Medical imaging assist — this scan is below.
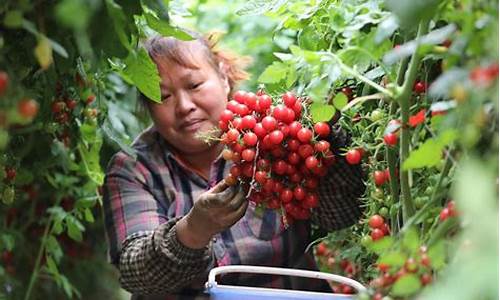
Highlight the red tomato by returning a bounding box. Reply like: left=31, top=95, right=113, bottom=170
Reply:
left=233, top=90, right=247, bottom=104
left=287, top=152, right=301, bottom=165
left=253, top=123, right=267, bottom=138
left=254, top=171, right=268, bottom=184
left=257, top=159, right=270, bottom=171
left=86, top=94, right=96, bottom=105
left=244, top=92, right=258, bottom=110
left=269, top=130, right=284, bottom=145
left=65, top=99, right=78, bottom=110
left=282, top=91, right=297, bottom=107
left=303, top=193, right=319, bottom=208
left=341, top=86, right=353, bottom=99
left=383, top=132, right=398, bottom=146
left=272, top=160, right=288, bottom=175
left=257, top=94, right=272, bottom=111
left=293, top=186, right=306, bottom=201
left=297, top=128, right=313, bottom=143
left=0, top=71, right=8, bottom=96
left=280, top=188, right=294, bottom=203
left=413, top=81, right=427, bottom=93
left=373, top=170, right=386, bottom=186
left=371, top=228, right=385, bottom=241
left=243, top=132, right=258, bottom=146
left=313, top=122, right=330, bottom=137
left=345, top=149, right=362, bottom=165
left=18, top=98, right=39, bottom=119
left=220, top=109, right=234, bottom=123
left=298, top=144, right=314, bottom=159
left=287, top=139, right=300, bottom=151
left=305, top=156, right=319, bottom=169
left=241, top=115, right=257, bottom=129
left=261, top=116, right=277, bottom=132
left=241, top=149, right=255, bottom=162
left=314, top=140, right=330, bottom=153
left=316, top=242, right=328, bottom=256
left=368, top=214, right=384, bottom=229
left=305, top=177, right=319, bottom=189
left=273, top=105, right=288, bottom=121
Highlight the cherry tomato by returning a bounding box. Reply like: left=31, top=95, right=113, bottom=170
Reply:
left=241, top=148, right=255, bottom=162
left=297, top=128, right=313, bottom=143
left=18, top=98, right=39, bottom=119
left=0, top=71, right=8, bottom=96
left=313, top=122, right=330, bottom=137
left=233, top=90, right=247, bottom=104
left=383, top=132, right=398, bottom=146
left=220, top=109, right=234, bottom=123
left=371, top=228, right=385, bottom=241
left=345, top=149, right=362, bottom=165
left=257, top=94, right=272, bottom=111
left=368, top=214, right=384, bottom=229
left=282, top=92, right=297, bottom=108
left=413, top=81, right=427, bottom=93
left=314, top=140, right=330, bottom=153
left=373, top=170, right=386, bottom=186
left=243, top=132, right=258, bottom=146
left=261, top=116, right=277, bottom=132
left=269, top=130, right=284, bottom=145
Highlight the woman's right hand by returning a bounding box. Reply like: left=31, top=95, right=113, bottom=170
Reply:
left=176, top=180, right=247, bottom=249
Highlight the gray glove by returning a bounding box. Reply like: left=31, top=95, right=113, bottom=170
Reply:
left=176, top=180, right=248, bottom=249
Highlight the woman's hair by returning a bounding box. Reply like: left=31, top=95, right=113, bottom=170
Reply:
left=137, top=30, right=252, bottom=111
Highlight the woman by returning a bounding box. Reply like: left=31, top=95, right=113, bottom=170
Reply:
left=103, top=31, right=365, bottom=300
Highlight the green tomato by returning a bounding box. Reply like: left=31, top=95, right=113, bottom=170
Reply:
left=414, top=197, right=427, bottom=209
left=371, top=188, right=384, bottom=201
left=2, top=187, right=15, bottom=205
left=379, top=207, right=389, bottom=218
left=369, top=109, right=384, bottom=122
left=360, top=235, right=372, bottom=247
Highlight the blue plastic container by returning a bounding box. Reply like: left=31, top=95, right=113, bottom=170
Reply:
left=205, top=266, right=365, bottom=300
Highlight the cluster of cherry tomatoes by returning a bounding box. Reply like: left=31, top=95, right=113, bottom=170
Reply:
left=218, top=90, right=336, bottom=222
left=367, top=214, right=390, bottom=241
left=369, top=246, right=434, bottom=300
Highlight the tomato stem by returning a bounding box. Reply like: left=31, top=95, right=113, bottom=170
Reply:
left=24, top=216, right=54, bottom=300
left=397, top=21, right=429, bottom=223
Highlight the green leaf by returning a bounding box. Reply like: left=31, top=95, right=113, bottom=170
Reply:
left=378, top=251, right=407, bottom=268
left=55, top=0, right=90, bottom=30
left=428, top=240, right=446, bottom=270
left=66, top=216, right=84, bottom=242
left=367, top=236, right=394, bottom=254
left=84, top=208, right=95, bottom=223
left=45, top=235, right=63, bottom=262
left=236, top=0, right=286, bottom=16
left=286, top=66, right=297, bottom=88
left=403, top=129, right=458, bottom=170
left=143, top=6, right=193, bottom=41
left=3, top=10, right=23, bottom=28
left=258, top=61, right=288, bottom=84
left=123, top=49, right=161, bottom=102
left=333, top=93, right=348, bottom=110
left=385, top=0, right=440, bottom=29
left=0, top=234, right=15, bottom=251
left=402, top=227, right=420, bottom=253
left=105, top=0, right=131, bottom=50
left=391, top=274, right=422, bottom=297
left=310, top=103, right=336, bottom=123
left=46, top=256, right=60, bottom=276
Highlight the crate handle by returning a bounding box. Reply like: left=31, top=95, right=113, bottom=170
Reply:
left=207, top=265, right=366, bottom=292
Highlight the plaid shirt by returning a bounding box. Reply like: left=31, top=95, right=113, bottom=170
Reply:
left=103, top=125, right=365, bottom=300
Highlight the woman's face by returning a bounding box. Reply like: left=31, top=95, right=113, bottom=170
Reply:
left=147, top=47, right=230, bottom=155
